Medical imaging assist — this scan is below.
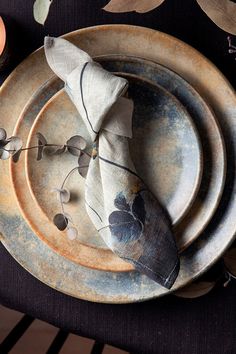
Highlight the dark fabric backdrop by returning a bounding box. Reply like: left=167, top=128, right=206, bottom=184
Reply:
left=0, top=1, right=236, bottom=353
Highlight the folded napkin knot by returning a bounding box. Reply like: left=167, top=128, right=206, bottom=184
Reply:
left=45, top=36, right=132, bottom=141
left=45, top=36, right=180, bottom=289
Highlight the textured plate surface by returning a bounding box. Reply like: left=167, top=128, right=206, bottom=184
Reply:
left=0, top=25, right=235, bottom=303
left=99, top=56, right=225, bottom=250
left=11, top=55, right=225, bottom=253
left=23, top=74, right=201, bottom=271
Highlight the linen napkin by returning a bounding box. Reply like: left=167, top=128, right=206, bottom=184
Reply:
left=44, top=36, right=180, bottom=289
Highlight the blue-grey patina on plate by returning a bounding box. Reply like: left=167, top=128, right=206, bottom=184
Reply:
left=0, top=25, right=234, bottom=303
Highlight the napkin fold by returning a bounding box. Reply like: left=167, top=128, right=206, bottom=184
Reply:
left=44, top=36, right=180, bottom=289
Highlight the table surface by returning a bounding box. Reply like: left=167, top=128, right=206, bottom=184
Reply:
left=0, top=1, right=236, bottom=353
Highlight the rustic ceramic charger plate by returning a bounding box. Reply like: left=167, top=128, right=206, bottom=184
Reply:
left=22, top=74, right=202, bottom=272
left=10, top=55, right=225, bottom=264
left=0, top=25, right=235, bottom=303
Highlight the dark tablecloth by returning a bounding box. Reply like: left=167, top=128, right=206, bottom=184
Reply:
left=0, top=1, right=236, bottom=353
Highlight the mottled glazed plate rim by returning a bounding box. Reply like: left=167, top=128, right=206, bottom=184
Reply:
left=10, top=53, right=225, bottom=254
left=0, top=25, right=235, bottom=303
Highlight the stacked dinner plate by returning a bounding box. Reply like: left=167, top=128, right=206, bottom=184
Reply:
left=0, top=25, right=235, bottom=303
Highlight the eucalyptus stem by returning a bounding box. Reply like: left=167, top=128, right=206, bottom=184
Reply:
left=59, top=164, right=89, bottom=226
left=61, top=166, right=81, bottom=189
left=2, top=143, right=91, bottom=157
left=97, top=225, right=110, bottom=232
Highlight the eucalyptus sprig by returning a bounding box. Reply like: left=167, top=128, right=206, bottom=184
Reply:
left=0, top=128, right=90, bottom=240
left=228, top=36, right=236, bottom=60
left=51, top=163, right=89, bottom=240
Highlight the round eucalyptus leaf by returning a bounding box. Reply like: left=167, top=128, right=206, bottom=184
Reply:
left=53, top=213, right=68, bottom=231
left=78, top=152, right=90, bottom=178
left=52, top=188, right=70, bottom=204
left=36, top=132, right=47, bottom=145
left=66, top=226, right=78, bottom=240
left=0, top=128, right=7, bottom=141
left=36, top=145, right=45, bottom=161
left=12, top=148, right=22, bottom=163
left=67, top=135, right=87, bottom=156
left=5, top=137, right=23, bottom=154
left=0, top=149, right=10, bottom=160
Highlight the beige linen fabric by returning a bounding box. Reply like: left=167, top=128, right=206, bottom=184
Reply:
left=45, top=36, right=179, bottom=288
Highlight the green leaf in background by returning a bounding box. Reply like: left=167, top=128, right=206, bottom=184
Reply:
left=33, top=0, right=53, bottom=25
left=196, top=0, right=236, bottom=35
left=103, top=0, right=166, bottom=13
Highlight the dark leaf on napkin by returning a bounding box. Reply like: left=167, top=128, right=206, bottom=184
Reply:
left=114, top=192, right=130, bottom=211
left=109, top=210, right=142, bottom=242
left=132, top=193, right=146, bottom=224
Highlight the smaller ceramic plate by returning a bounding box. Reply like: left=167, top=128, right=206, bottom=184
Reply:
left=98, top=56, right=226, bottom=250
left=23, top=74, right=202, bottom=271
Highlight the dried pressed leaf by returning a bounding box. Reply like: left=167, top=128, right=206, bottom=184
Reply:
left=37, top=145, right=44, bottom=161
left=224, top=248, right=236, bottom=277
left=66, top=226, right=78, bottom=240
left=36, top=132, right=47, bottom=145
left=5, top=136, right=23, bottom=154
left=67, top=135, right=87, bottom=156
left=52, top=188, right=70, bottom=204
left=36, top=132, right=47, bottom=161
left=196, top=0, right=236, bottom=35
left=33, top=0, right=53, bottom=25
left=78, top=152, right=90, bottom=178
left=103, top=0, right=166, bottom=13
left=0, top=128, right=7, bottom=141
left=174, top=281, right=216, bottom=298
left=53, top=213, right=68, bottom=231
